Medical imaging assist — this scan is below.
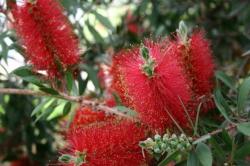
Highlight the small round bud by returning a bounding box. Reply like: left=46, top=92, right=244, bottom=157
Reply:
left=146, top=138, right=154, bottom=143
left=180, top=133, right=186, bottom=138
left=154, top=147, right=161, bottom=153
left=166, top=147, right=171, bottom=153
left=170, top=141, right=177, bottom=146
left=163, top=134, right=169, bottom=141
left=177, top=144, right=182, bottom=150
left=186, top=143, right=192, bottom=150
left=161, top=143, right=167, bottom=149
left=179, top=137, right=185, bottom=143
left=154, top=134, right=161, bottom=141
left=171, top=134, right=177, bottom=139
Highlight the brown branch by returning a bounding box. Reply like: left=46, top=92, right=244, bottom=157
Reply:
left=0, top=88, right=136, bottom=120
left=0, top=88, right=81, bottom=102
left=193, top=124, right=237, bottom=144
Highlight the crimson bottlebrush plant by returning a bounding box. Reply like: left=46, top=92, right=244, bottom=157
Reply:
left=11, top=0, right=79, bottom=78
left=111, top=21, right=215, bottom=133
left=60, top=107, right=150, bottom=166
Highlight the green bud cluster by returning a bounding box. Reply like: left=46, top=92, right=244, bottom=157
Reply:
left=140, top=45, right=156, bottom=78
left=139, top=133, right=193, bottom=157
left=58, top=150, right=87, bottom=166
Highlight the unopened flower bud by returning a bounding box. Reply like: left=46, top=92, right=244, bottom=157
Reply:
left=154, top=134, right=161, bottom=141
left=154, top=147, right=161, bottom=153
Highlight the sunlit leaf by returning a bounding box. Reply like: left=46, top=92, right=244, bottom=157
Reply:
left=91, top=10, right=114, bottom=31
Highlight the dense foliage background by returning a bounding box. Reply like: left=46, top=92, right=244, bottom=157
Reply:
left=0, top=0, right=250, bottom=165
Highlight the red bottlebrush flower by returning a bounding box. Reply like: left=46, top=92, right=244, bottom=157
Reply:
left=111, top=41, right=193, bottom=133
left=70, top=107, right=113, bottom=129
left=189, top=31, right=214, bottom=95
left=11, top=0, right=79, bottom=77
left=67, top=118, right=149, bottom=166
left=172, top=30, right=215, bottom=112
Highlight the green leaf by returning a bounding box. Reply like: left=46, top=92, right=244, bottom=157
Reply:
left=114, top=106, right=138, bottom=117
left=210, top=137, right=225, bottom=161
left=196, top=143, right=213, bottom=166
left=39, top=87, right=59, bottom=95
left=47, top=101, right=71, bottom=120
left=157, top=150, right=179, bottom=166
left=22, top=76, right=42, bottom=86
left=237, top=122, right=250, bottom=136
left=86, top=20, right=104, bottom=43
left=234, top=141, right=250, bottom=160
left=214, top=88, right=232, bottom=122
left=31, top=98, right=51, bottom=117
left=187, top=151, right=200, bottom=166
left=91, top=10, right=114, bottom=31
left=34, top=99, right=58, bottom=122
left=221, top=129, right=233, bottom=149
left=215, top=71, right=236, bottom=90
left=65, top=71, right=74, bottom=92
left=12, top=66, right=33, bottom=77
left=0, top=41, right=8, bottom=62
left=237, top=76, right=250, bottom=112
left=12, top=66, right=43, bottom=86
left=63, top=102, right=72, bottom=115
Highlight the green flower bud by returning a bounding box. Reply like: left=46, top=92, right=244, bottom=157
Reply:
left=161, top=143, right=167, bottom=149
left=170, top=141, right=177, bottom=146
left=140, top=46, right=149, bottom=60
left=180, top=133, right=186, bottom=138
left=176, top=20, right=188, bottom=44
left=166, top=147, right=171, bottom=153
left=145, top=138, right=154, bottom=143
left=177, top=144, right=182, bottom=150
left=154, top=147, right=161, bottom=154
left=171, top=134, right=177, bottom=139
left=58, top=154, right=73, bottom=164
left=186, top=143, right=192, bottom=150
left=154, top=134, right=161, bottom=141
left=163, top=134, right=169, bottom=142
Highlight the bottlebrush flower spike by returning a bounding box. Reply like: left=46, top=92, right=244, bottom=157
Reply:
left=11, top=0, right=79, bottom=77
left=111, top=41, right=193, bottom=133
left=174, top=21, right=215, bottom=111
left=66, top=113, right=149, bottom=166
